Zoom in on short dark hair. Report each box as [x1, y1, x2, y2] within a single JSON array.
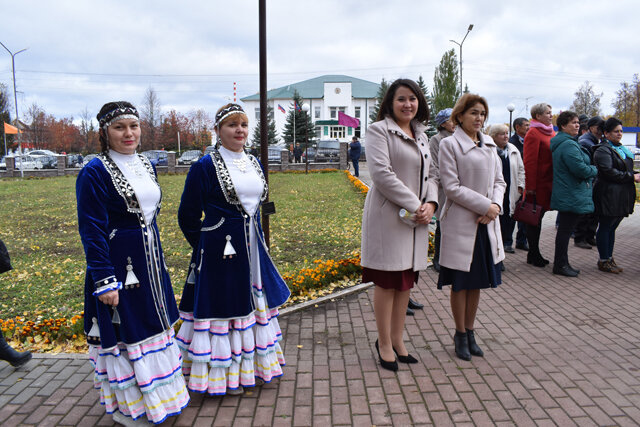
[[451, 93, 489, 126], [556, 111, 579, 132], [513, 117, 528, 128], [603, 117, 623, 134], [376, 78, 430, 123]]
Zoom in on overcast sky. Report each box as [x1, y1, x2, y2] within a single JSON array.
[[1, 0, 638, 127]]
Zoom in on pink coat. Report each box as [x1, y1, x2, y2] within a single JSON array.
[[438, 127, 506, 272], [361, 117, 438, 272]]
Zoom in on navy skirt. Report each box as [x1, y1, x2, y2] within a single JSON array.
[[437, 224, 501, 292]]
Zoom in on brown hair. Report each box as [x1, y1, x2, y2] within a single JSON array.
[[451, 93, 489, 126]]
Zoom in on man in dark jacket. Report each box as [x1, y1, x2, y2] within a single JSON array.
[[574, 116, 604, 249], [293, 143, 303, 163], [509, 117, 529, 250], [349, 136, 362, 177]]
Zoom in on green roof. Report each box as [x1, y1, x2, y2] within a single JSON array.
[[240, 75, 380, 101]]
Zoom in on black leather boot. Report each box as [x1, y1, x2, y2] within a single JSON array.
[[466, 328, 484, 357], [408, 298, 424, 310], [0, 331, 32, 367], [453, 330, 471, 361]]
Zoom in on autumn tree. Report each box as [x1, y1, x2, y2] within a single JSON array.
[[571, 81, 602, 117], [369, 78, 389, 123], [612, 74, 640, 146], [140, 87, 162, 150], [283, 91, 314, 148], [189, 109, 214, 152], [78, 107, 99, 153], [160, 110, 193, 152], [26, 103, 48, 150], [432, 49, 460, 114], [251, 105, 278, 148]]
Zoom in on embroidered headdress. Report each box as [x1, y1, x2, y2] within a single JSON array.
[[215, 104, 245, 128], [97, 101, 140, 129]]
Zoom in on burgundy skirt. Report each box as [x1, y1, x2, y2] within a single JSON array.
[[362, 267, 418, 291]]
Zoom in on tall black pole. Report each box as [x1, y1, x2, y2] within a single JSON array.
[[258, 0, 270, 247]]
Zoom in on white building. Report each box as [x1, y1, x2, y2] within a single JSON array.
[[240, 75, 380, 145]]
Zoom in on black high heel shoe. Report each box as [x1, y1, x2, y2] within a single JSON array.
[[375, 339, 398, 371], [392, 347, 418, 364]]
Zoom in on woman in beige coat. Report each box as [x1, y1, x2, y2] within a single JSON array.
[[361, 79, 438, 371], [438, 94, 506, 361]]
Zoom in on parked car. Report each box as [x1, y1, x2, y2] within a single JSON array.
[[0, 156, 6, 170], [315, 140, 340, 162], [15, 155, 44, 170], [141, 150, 168, 166], [67, 154, 84, 168], [177, 150, 202, 165], [27, 149, 56, 156], [268, 147, 283, 163], [204, 145, 216, 155], [82, 154, 98, 166], [33, 154, 58, 169], [301, 147, 317, 162]]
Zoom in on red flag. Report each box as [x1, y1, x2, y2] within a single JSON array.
[[3, 123, 20, 134], [338, 111, 360, 128]]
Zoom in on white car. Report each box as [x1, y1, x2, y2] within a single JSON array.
[[15, 155, 44, 170]]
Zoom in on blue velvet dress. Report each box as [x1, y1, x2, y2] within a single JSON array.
[[176, 149, 290, 395], [76, 153, 188, 424]]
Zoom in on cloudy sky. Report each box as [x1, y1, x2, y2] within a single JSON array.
[[1, 0, 637, 126]]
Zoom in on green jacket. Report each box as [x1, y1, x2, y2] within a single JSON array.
[[550, 131, 597, 214]]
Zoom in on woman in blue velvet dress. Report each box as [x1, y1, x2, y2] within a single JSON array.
[[176, 103, 290, 396], [76, 101, 189, 426]]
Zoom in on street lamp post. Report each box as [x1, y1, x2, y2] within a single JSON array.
[[0, 41, 27, 177], [507, 103, 515, 138], [301, 104, 310, 174], [449, 24, 473, 95]]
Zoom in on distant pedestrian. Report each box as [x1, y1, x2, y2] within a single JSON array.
[[293, 143, 303, 163], [361, 78, 437, 371], [523, 103, 555, 267], [437, 93, 505, 362], [549, 111, 597, 277], [592, 117, 640, 273], [349, 136, 362, 176], [509, 117, 530, 250]]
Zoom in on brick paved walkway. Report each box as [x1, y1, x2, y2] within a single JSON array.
[[2, 167, 639, 425]]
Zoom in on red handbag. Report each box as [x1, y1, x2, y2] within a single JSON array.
[[513, 195, 543, 226]]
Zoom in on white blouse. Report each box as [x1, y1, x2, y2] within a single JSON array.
[[109, 150, 161, 225], [218, 146, 262, 216]]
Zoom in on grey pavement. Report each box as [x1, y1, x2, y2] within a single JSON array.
[[2, 165, 640, 425]]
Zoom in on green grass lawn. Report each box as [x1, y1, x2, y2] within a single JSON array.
[[0, 171, 364, 322]]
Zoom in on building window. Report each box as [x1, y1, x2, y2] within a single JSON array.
[[330, 126, 345, 139], [314, 106, 320, 119], [330, 107, 347, 119], [354, 107, 361, 119], [255, 108, 260, 121], [368, 106, 375, 119], [315, 126, 322, 138]]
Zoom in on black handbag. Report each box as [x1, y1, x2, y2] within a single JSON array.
[[513, 195, 544, 226], [0, 238, 12, 274]]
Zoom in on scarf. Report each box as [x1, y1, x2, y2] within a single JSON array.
[[529, 119, 554, 136], [607, 140, 634, 160]]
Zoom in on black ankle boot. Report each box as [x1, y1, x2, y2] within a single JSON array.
[[466, 329, 484, 357], [453, 330, 471, 361], [0, 332, 32, 367]]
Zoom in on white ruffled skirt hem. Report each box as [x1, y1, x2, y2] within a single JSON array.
[[88, 328, 190, 424]]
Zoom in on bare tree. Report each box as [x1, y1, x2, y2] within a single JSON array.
[[189, 109, 214, 151], [78, 106, 95, 153], [140, 87, 162, 150], [26, 103, 47, 150], [571, 81, 602, 117]]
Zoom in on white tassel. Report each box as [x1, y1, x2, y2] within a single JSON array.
[[112, 308, 121, 325], [187, 263, 196, 284], [88, 317, 100, 339], [223, 235, 236, 259], [125, 257, 139, 289]]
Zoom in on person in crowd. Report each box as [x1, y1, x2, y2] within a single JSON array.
[[428, 107, 455, 273], [76, 101, 189, 426], [509, 117, 530, 250], [549, 111, 597, 277], [523, 103, 555, 267], [578, 114, 589, 137], [361, 79, 438, 371], [176, 103, 290, 394], [0, 238, 32, 368], [438, 94, 505, 361], [592, 117, 640, 273], [488, 124, 525, 259], [574, 116, 605, 249], [293, 143, 303, 163], [349, 136, 362, 177]]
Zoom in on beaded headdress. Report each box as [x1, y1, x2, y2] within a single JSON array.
[[97, 102, 140, 129], [215, 104, 245, 128]]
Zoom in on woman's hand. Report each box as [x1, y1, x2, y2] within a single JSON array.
[[485, 203, 501, 220], [476, 215, 492, 224], [414, 202, 436, 225], [98, 290, 119, 307]]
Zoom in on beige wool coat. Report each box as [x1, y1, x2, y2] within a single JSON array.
[[438, 127, 506, 272], [361, 117, 438, 272]]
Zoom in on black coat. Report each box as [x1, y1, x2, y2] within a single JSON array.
[[592, 144, 636, 217], [0, 238, 12, 274], [509, 133, 524, 157]]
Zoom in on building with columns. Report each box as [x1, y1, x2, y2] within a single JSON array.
[[240, 75, 380, 145]]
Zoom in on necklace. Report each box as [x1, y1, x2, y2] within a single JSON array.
[[232, 157, 249, 173]]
